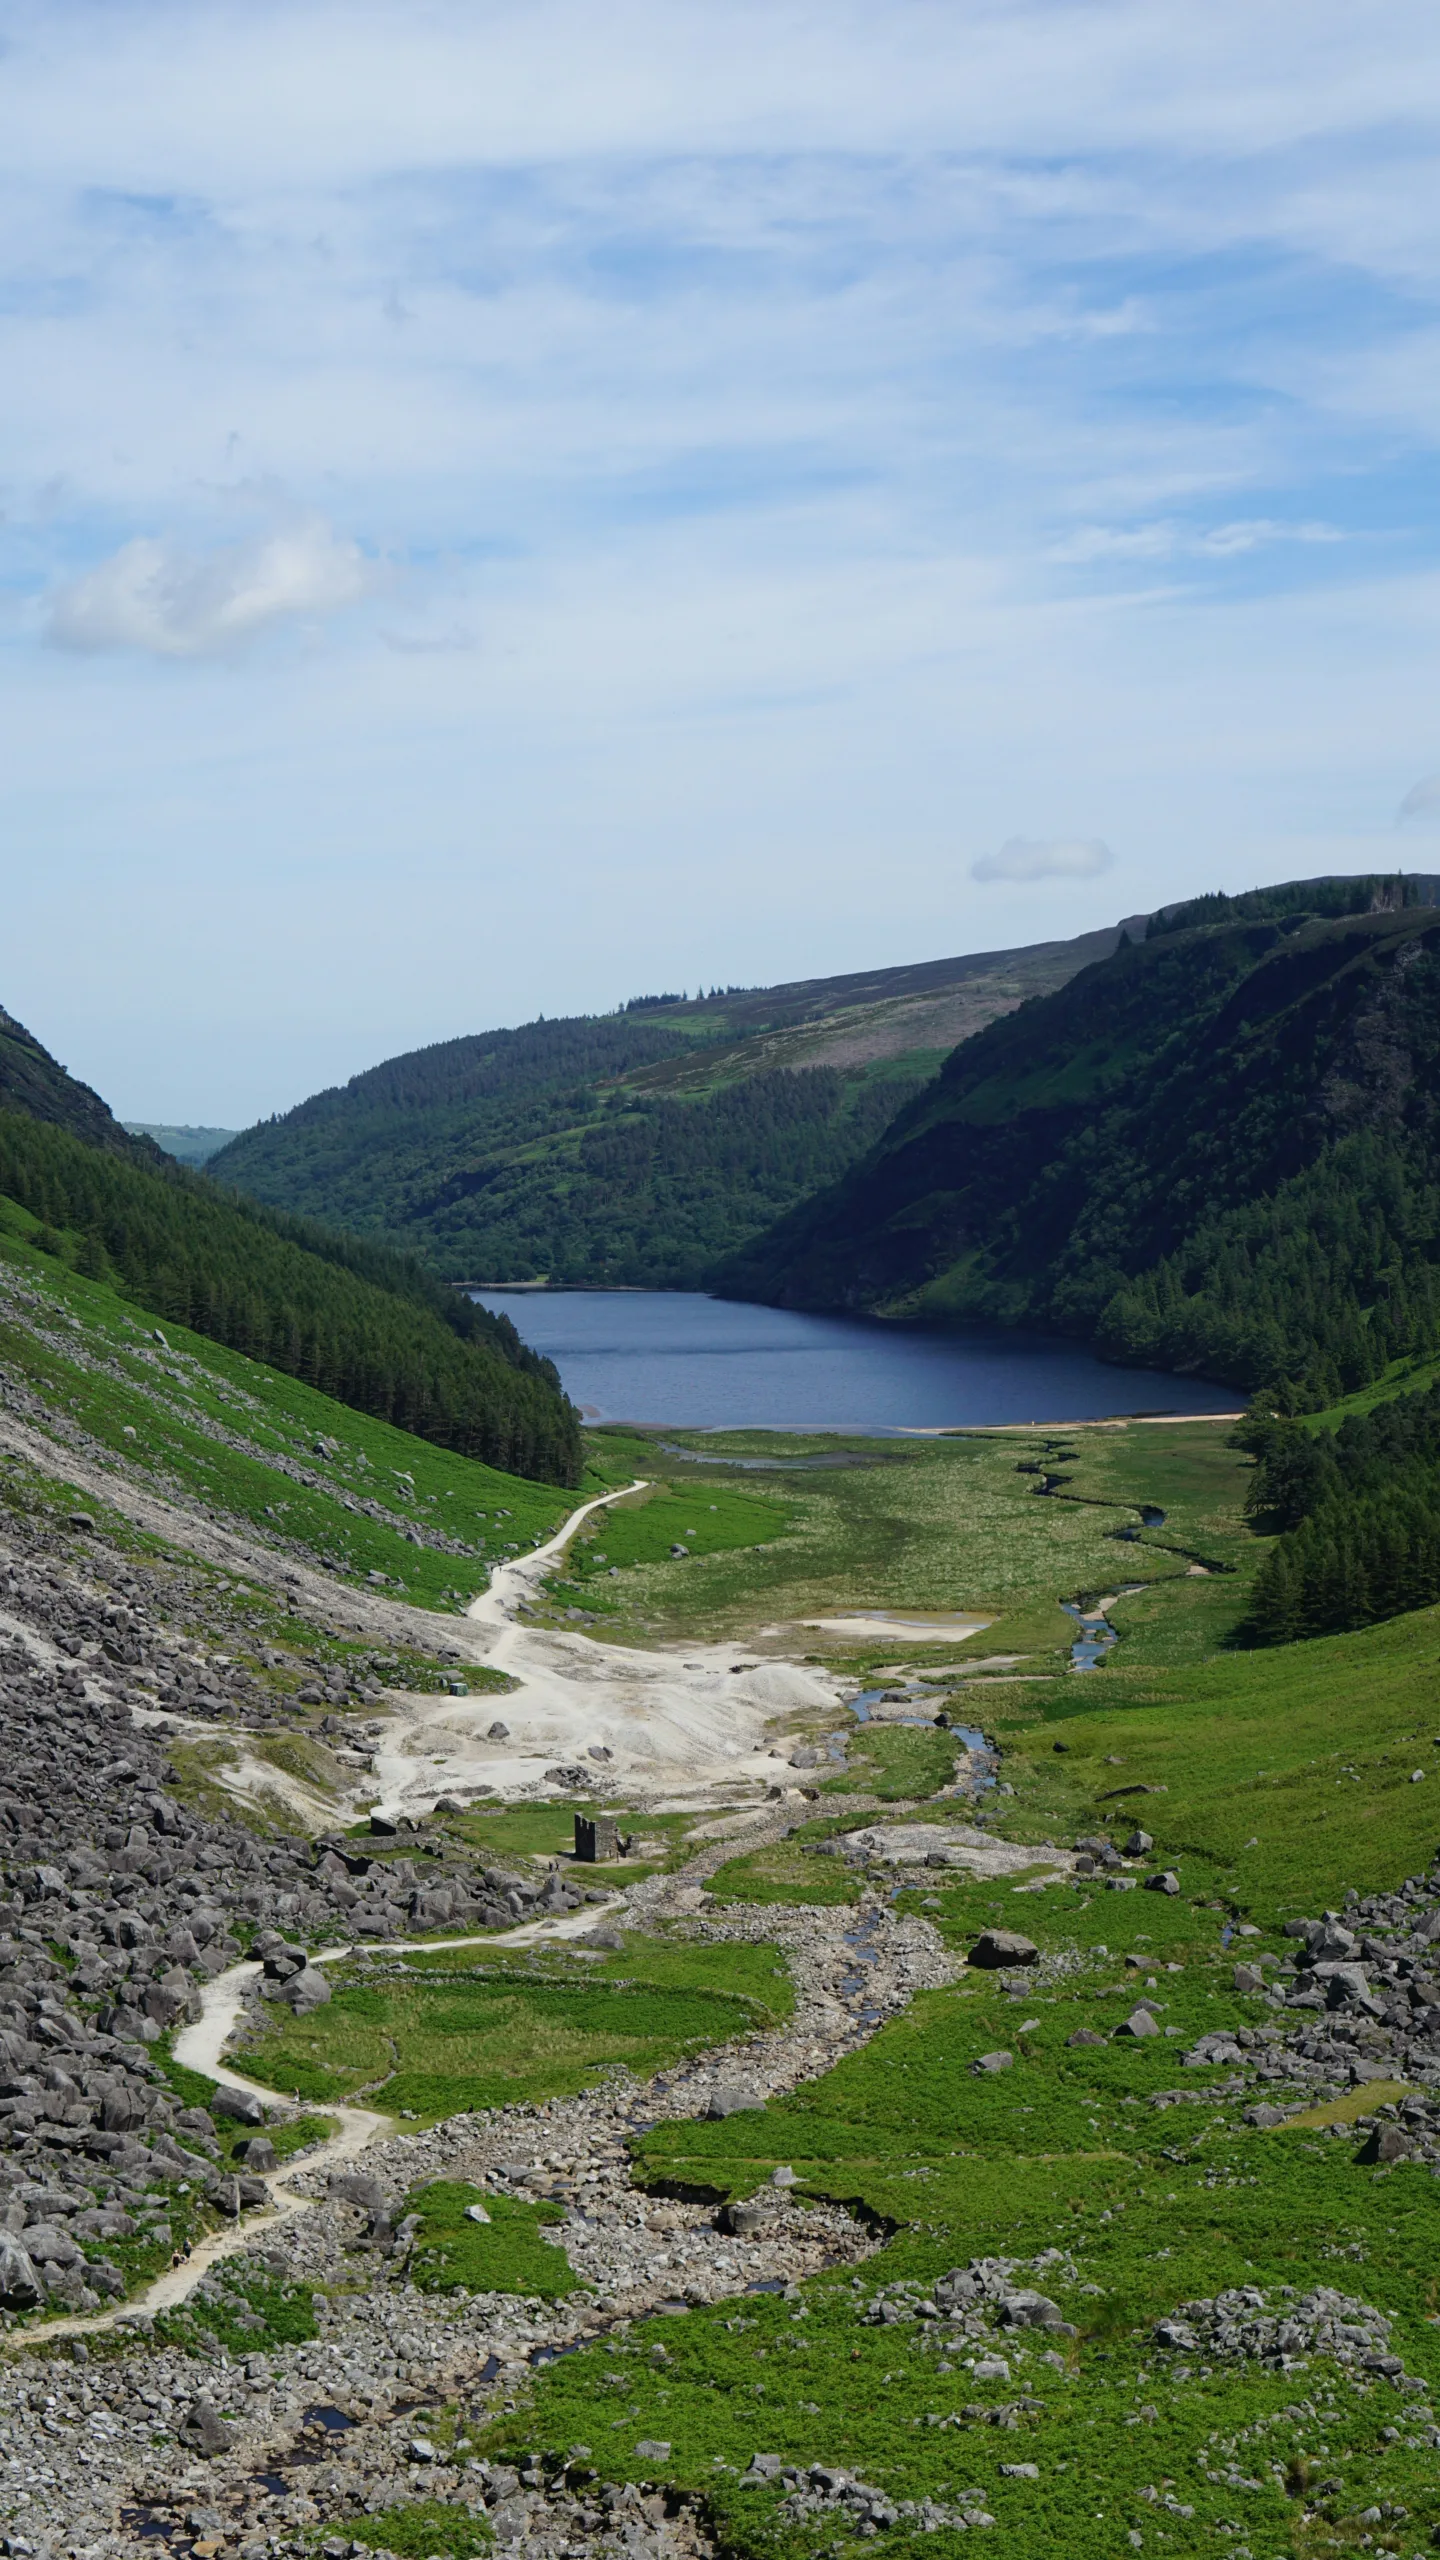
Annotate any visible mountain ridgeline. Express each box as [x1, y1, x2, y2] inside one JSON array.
[[205, 925, 1132, 1285], [719, 877, 1440, 1410], [0, 1003, 580, 1484]]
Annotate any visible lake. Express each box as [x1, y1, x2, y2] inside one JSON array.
[[470, 1290, 1239, 1430]]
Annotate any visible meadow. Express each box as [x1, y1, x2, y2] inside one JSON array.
[[236, 1931, 795, 2123]]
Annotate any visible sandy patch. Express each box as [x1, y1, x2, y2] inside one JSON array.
[[351, 1484, 850, 1820], [802, 1611, 993, 1643]]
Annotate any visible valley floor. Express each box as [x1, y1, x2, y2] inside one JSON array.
[[0, 1238, 1437, 2558]]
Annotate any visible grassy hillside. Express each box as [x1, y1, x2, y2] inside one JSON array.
[[206, 925, 1132, 1285], [720, 876, 1440, 1408], [0, 1106, 581, 1483], [0, 1189, 572, 1608]]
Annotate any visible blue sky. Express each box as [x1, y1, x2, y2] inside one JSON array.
[[6, 0, 1440, 1122]]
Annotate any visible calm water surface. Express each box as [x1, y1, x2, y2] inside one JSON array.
[[471, 1290, 1238, 1430]]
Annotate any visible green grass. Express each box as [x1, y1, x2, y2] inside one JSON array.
[[154, 2034, 336, 2164], [405, 2180, 577, 2298], [235, 1935, 794, 2123], [576, 1420, 1262, 1666], [824, 1722, 963, 1801], [0, 1201, 570, 1611], [421, 1800, 698, 1865], [541, 1477, 797, 1625], [497, 1790, 1440, 2557], [153, 2257, 318, 2357], [344, 2504, 492, 2558], [452, 1491, 1440, 2556]]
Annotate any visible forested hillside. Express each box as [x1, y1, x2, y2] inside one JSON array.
[[207, 924, 1131, 1283], [0, 1110, 581, 1484], [719, 876, 1440, 1409]]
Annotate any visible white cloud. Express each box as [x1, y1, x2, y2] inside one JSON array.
[[44, 518, 374, 658], [972, 835, 1114, 883], [1397, 774, 1440, 824], [1197, 518, 1343, 557], [1051, 518, 1342, 564]]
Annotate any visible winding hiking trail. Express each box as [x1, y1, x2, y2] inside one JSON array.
[[14, 1486, 891, 2349]]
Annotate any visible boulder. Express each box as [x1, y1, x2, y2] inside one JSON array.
[[721, 2199, 771, 2238], [995, 2289, 1067, 2329], [967, 1930, 1039, 1970], [971, 2050, 1013, 2074], [1323, 1963, 1381, 2016], [0, 2233, 41, 2307], [21, 2222, 81, 2267], [181, 2398, 234, 2457], [1114, 2008, 1160, 2039], [210, 2083, 265, 2127], [1065, 2028, 1106, 2049], [283, 1965, 332, 2015], [260, 1943, 307, 1983], [705, 2088, 765, 2120], [1144, 1870, 1181, 1897], [329, 2169, 387, 2219]]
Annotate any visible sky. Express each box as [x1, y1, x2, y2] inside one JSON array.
[[7, 2, 1440, 1125]]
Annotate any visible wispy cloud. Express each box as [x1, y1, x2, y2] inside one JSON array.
[[1051, 519, 1344, 565], [972, 837, 1113, 884], [45, 518, 373, 657]]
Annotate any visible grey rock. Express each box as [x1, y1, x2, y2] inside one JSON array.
[[181, 2397, 234, 2457], [996, 2289, 1067, 2329], [968, 1930, 1039, 1969], [706, 2088, 765, 2119], [1144, 1870, 1180, 1896], [972, 2050, 1013, 2074], [0, 2232, 41, 2306], [283, 1964, 332, 2014], [1114, 2008, 1160, 2039], [210, 2082, 265, 2126]]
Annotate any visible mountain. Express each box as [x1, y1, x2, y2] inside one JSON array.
[[718, 874, 1440, 1406], [0, 1002, 160, 1159], [0, 1013, 581, 1485], [124, 1121, 240, 1165], [205, 924, 1136, 1286]]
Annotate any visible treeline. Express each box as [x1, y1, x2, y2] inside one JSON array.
[[1239, 1383, 1440, 1643], [0, 1111, 581, 1485], [1152, 874, 1440, 938], [217, 1012, 701, 1148]]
